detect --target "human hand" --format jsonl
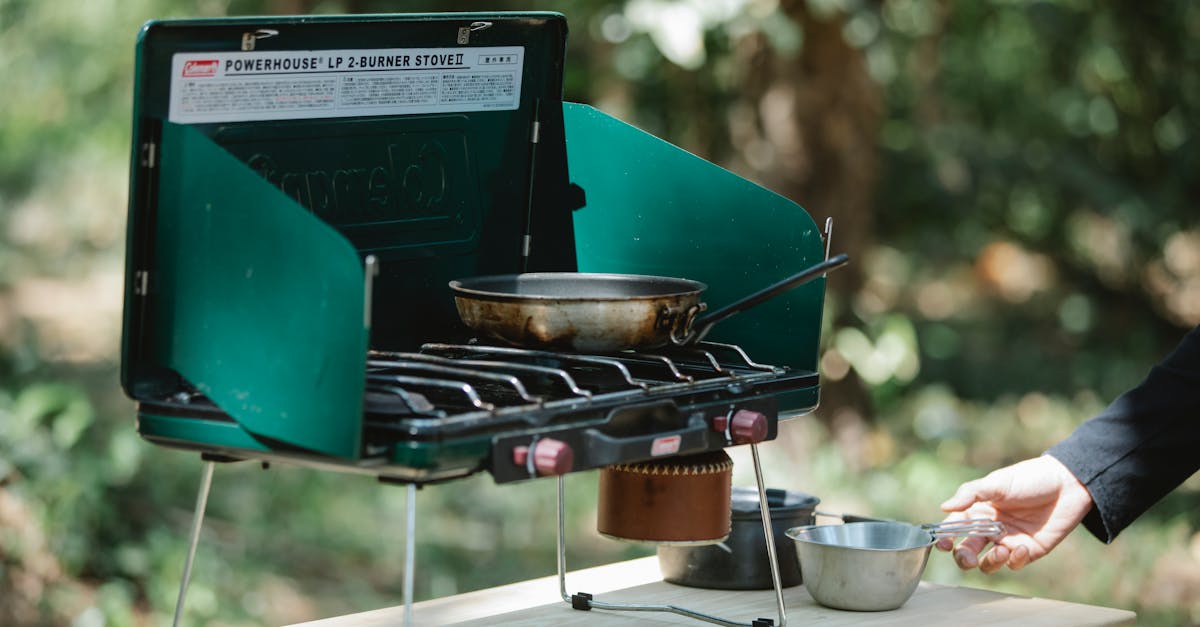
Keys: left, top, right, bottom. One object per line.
{"left": 936, "top": 455, "right": 1093, "bottom": 573}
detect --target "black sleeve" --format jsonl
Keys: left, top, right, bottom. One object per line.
{"left": 1046, "top": 324, "right": 1200, "bottom": 543}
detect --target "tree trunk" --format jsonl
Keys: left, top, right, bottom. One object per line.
{"left": 728, "top": 2, "right": 883, "bottom": 454}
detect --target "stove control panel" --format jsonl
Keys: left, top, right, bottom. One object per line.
{"left": 489, "top": 397, "right": 780, "bottom": 483}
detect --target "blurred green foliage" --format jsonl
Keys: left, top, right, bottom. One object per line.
{"left": 1, "top": 0, "right": 1197, "bottom": 625}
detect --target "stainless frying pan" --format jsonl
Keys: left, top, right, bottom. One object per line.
{"left": 449, "top": 253, "right": 849, "bottom": 352}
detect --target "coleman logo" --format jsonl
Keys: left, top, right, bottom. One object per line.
{"left": 650, "top": 435, "right": 682, "bottom": 457}
{"left": 182, "top": 60, "right": 219, "bottom": 77}
{"left": 244, "top": 140, "right": 450, "bottom": 223}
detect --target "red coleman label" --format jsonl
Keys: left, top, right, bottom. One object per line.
{"left": 650, "top": 435, "right": 682, "bottom": 457}
{"left": 182, "top": 60, "right": 219, "bottom": 78}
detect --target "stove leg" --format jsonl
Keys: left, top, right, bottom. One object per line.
{"left": 750, "top": 442, "right": 788, "bottom": 626}
{"left": 173, "top": 460, "right": 215, "bottom": 627}
{"left": 556, "top": 475, "right": 569, "bottom": 602}
{"left": 403, "top": 483, "right": 417, "bottom": 627}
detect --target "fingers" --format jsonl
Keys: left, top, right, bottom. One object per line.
{"left": 942, "top": 462, "right": 1033, "bottom": 512}
{"left": 948, "top": 537, "right": 1036, "bottom": 573}
{"left": 978, "top": 544, "right": 1010, "bottom": 574}
{"left": 950, "top": 533, "right": 992, "bottom": 569}
{"left": 939, "top": 480, "right": 983, "bottom": 512}
{"left": 941, "top": 475, "right": 1008, "bottom": 512}
{"left": 1007, "top": 544, "right": 1032, "bottom": 570}
{"left": 952, "top": 540, "right": 1010, "bottom": 572}
{"left": 953, "top": 545, "right": 979, "bottom": 569}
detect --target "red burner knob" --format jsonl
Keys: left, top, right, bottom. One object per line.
{"left": 534, "top": 438, "right": 574, "bottom": 475}
{"left": 512, "top": 438, "right": 574, "bottom": 476}
{"left": 730, "top": 409, "right": 769, "bottom": 444}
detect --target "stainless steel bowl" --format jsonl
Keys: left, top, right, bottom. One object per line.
{"left": 787, "top": 522, "right": 934, "bottom": 611}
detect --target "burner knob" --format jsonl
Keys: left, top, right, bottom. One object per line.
{"left": 730, "top": 409, "right": 769, "bottom": 444}
{"left": 512, "top": 438, "right": 574, "bottom": 476}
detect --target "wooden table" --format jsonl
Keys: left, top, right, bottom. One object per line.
{"left": 293, "top": 556, "right": 1136, "bottom": 626}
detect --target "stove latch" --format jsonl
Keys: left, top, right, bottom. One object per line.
{"left": 240, "top": 28, "right": 278, "bottom": 51}
{"left": 456, "top": 21, "right": 492, "bottom": 45}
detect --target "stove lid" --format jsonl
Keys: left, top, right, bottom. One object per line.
{"left": 121, "top": 13, "right": 573, "bottom": 458}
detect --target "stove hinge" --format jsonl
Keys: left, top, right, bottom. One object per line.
{"left": 134, "top": 270, "right": 150, "bottom": 296}
{"left": 521, "top": 101, "right": 542, "bottom": 269}
{"left": 140, "top": 140, "right": 156, "bottom": 169}
{"left": 134, "top": 139, "right": 156, "bottom": 298}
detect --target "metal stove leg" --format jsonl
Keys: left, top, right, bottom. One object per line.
{"left": 751, "top": 442, "right": 788, "bottom": 626}
{"left": 556, "top": 469, "right": 787, "bottom": 627}
{"left": 173, "top": 460, "right": 215, "bottom": 627}
{"left": 557, "top": 475, "right": 569, "bottom": 602}
{"left": 404, "top": 483, "right": 417, "bottom": 627}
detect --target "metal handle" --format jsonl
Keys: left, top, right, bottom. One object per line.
{"left": 679, "top": 253, "right": 850, "bottom": 345}
{"left": 813, "top": 510, "right": 889, "bottom": 524}
{"left": 921, "top": 518, "right": 1005, "bottom": 538}
{"left": 660, "top": 303, "right": 705, "bottom": 344}
{"left": 814, "top": 513, "right": 1006, "bottom": 538}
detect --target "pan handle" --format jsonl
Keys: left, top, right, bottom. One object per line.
{"left": 676, "top": 253, "right": 851, "bottom": 345}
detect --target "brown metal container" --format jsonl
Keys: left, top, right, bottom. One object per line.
{"left": 596, "top": 451, "right": 733, "bottom": 545}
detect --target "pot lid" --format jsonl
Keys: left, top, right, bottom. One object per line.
{"left": 730, "top": 486, "right": 820, "bottom": 519}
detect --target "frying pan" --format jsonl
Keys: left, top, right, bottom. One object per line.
{"left": 449, "top": 253, "right": 849, "bottom": 352}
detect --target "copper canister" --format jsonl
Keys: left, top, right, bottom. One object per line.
{"left": 597, "top": 450, "right": 733, "bottom": 545}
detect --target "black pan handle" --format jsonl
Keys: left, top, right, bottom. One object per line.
{"left": 682, "top": 253, "right": 850, "bottom": 345}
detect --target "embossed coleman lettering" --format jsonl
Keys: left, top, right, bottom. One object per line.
{"left": 244, "top": 141, "right": 448, "bottom": 222}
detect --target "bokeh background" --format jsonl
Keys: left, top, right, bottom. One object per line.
{"left": 2, "top": 0, "right": 1198, "bottom": 624}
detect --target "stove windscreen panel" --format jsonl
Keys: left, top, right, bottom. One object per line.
{"left": 148, "top": 121, "right": 368, "bottom": 459}
{"left": 564, "top": 103, "right": 828, "bottom": 380}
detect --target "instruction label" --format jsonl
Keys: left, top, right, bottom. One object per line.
{"left": 168, "top": 46, "right": 524, "bottom": 123}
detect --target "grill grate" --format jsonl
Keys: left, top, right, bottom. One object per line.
{"left": 138, "top": 339, "right": 817, "bottom": 483}
{"left": 364, "top": 341, "right": 784, "bottom": 419}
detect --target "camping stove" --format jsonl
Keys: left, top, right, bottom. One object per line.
{"left": 122, "top": 12, "right": 835, "bottom": 627}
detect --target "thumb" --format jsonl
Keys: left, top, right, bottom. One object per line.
{"left": 940, "top": 476, "right": 1006, "bottom": 512}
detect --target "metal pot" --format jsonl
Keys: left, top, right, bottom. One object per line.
{"left": 657, "top": 487, "right": 819, "bottom": 590}
{"left": 449, "top": 254, "right": 849, "bottom": 352}
{"left": 786, "top": 519, "right": 1004, "bottom": 611}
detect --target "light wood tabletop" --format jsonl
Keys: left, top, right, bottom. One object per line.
{"left": 291, "top": 556, "right": 1137, "bottom": 626}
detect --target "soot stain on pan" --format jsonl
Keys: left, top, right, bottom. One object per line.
{"left": 521, "top": 315, "right": 577, "bottom": 349}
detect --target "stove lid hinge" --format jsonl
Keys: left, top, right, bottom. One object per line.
{"left": 520, "top": 100, "right": 542, "bottom": 271}
{"left": 822, "top": 216, "right": 833, "bottom": 260}
{"left": 140, "top": 141, "right": 156, "bottom": 169}
{"left": 134, "top": 270, "right": 150, "bottom": 296}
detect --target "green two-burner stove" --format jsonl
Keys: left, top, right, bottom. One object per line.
{"left": 121, "top": 12, "right": 838, "bottom": 626}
